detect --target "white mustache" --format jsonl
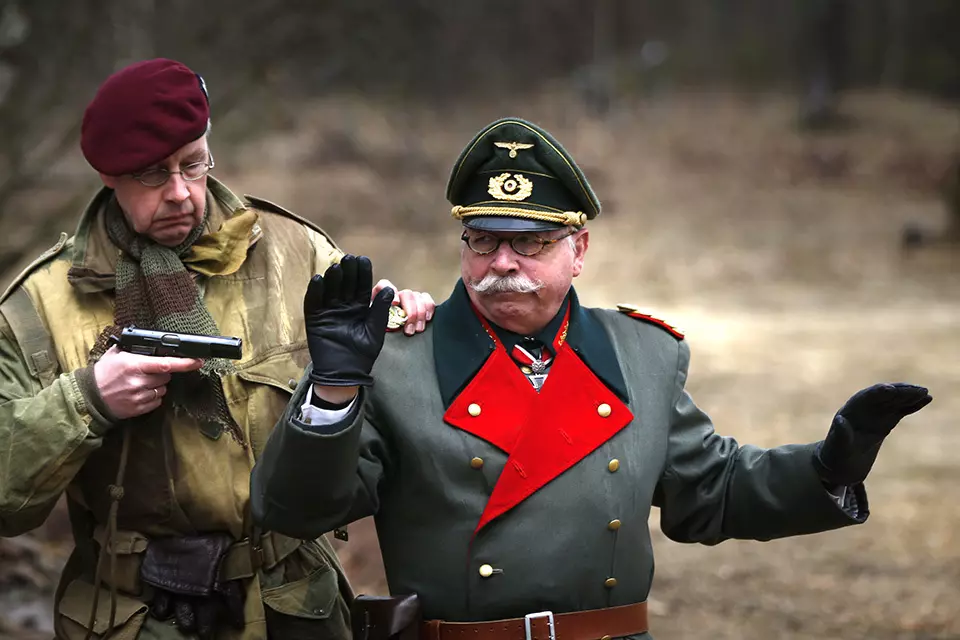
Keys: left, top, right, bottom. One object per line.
{"left": 468, "top": 273, "right": 544, "bottom": 294}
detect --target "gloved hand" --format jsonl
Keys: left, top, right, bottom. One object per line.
{"left": 149, "top": 581, "right": 244, "bottom": 640}
{"left": 305, "top": 255, "right": 394, "bottom": 387}
{"left": 813, "top": 383, "right": 932, "bottom": 486}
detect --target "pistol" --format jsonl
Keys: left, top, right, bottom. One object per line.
{"left": 108, "top": 326, "right": 243, "bottom": 360}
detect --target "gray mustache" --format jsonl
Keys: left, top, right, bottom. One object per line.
{"left": 468, "top": 273, "right": 544, "bottom": 294}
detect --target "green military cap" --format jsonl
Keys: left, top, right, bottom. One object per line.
{"left": 446, "top": 117, "right": 601, "bottom": 232}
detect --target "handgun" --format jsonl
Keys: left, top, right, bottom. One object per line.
{"left": 108, "top": 326, "right": 243, "bottom": 360}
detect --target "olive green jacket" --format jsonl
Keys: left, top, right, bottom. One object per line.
{"left": 0, "top": 178, "right": 351, "bottom": 640}
{"left": 252, "top": 281, "right": 865, "bottom": 639}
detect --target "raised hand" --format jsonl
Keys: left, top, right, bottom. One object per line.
{"left": 304, "top": 255, "right": 394, "bottom": 388}
{"left": 814, "top": 383, "right": 932, "bottom": 486}
{"left": 93, "top": 346, "right": 204, "bottom": 419}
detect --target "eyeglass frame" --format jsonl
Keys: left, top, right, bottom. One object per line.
{"left": 128, "top": 152, "right": 216, "bottom": 187}
{"left": 460, "top": 228, "right": 578, "bottom": 257}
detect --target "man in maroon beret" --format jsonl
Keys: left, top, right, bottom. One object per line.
{"left": 0, "top": 58, "right": 434, "bottom": 640}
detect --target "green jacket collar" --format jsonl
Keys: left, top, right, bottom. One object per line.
{"left": 432, "top": 280, "right": 628, "bottom": 407}
{"left": 66, "top": 176, "right": 256, "bottom": 293}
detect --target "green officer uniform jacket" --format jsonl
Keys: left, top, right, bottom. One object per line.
{"left": 251, "top": 280, "right": 865, "bottom": 638}
{"left": 0, "top": 178, "right": 352, "bottom": 640}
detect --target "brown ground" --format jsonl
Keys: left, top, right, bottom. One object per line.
{"left": 2, "top": 90, "right": 959, "bottom": 639}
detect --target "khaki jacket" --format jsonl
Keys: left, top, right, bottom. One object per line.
{"left": 0, "top": 178, "right": 350, "bottom": 639}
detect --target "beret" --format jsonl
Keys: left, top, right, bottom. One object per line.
{"left": 81, "top": 58, "right": 210, "bottom": 176}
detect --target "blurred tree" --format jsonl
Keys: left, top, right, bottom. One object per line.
{"left": 797, "top": 0, "right": 851, "bottom": 130}
{"left": 0, "top": 0, "right": 113, "bottom": 277}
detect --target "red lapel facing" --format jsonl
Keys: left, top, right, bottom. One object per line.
{"left": 471, "top": 344, "right": 634, "bottom": 533}
{"left": 443, "top": 347, "right": 536, "bottom": 453}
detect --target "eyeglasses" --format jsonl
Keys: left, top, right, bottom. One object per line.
{"left": 130, "top": 153, "right": 215, "bottom": 187}
{"left": 461, "top": 230, "right": 576, "bottom": 257}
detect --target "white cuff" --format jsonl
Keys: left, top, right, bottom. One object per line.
{"left": 299, "top": 385, "right": 358, "bottom": 426}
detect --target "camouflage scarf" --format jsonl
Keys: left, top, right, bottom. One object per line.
{"left": 90, "top": 195, "right": 245, "bottom": 446}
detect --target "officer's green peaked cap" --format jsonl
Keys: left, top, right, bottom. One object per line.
{"left": 446, "top": 117, "right": 601, "bottom": 232}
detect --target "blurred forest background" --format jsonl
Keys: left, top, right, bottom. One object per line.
{"left": 1, "top": 1, "right": 959, "bottom": 638}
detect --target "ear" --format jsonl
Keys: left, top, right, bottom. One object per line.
{"left": 571, "top": 229, "right": 589, "bottom": 277}
{"left": 99, "top": 173, "right": 118, "bottom": 189}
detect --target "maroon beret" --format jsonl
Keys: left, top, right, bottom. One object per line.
{"left": 81, "top": 58, "right": 210, "bottom": 176}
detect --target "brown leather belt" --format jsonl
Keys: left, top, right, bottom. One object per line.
{"left": 421, "top": 602, "right": 649, "bottom": 640}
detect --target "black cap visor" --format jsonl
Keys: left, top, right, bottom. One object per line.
{"left": 462, "top": 216, "right": 566, "bottom": 233}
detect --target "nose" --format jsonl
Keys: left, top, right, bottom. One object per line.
{"left": 163, "top": 173, "right": 190, "bottom": 203}
{"left": 488, "top": 241, "right": 520, "bottom": 274}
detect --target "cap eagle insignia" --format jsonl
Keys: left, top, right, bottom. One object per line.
{"left": 494, "top": 141, "right": 534, "bottom": 158}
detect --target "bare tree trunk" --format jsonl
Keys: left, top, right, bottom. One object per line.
{"left": 881, "top": 0, "right": 907, "bottom": 89}
{"left": 583, "top": 0, "right": 615, "bottom": 116}
{"left": 111, "top": 0, "right": 154, "bottom": 67}
{"left": 798, "top": 0, "right": 851, "bottom": 130}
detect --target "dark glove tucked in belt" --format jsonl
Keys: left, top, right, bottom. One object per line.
{"left": 814, "top": 382, "right": 932, "bottom": 487}
{"left": 140, "top": 533, "right": 245, "bottom": 640}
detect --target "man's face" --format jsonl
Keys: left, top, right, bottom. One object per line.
{"left": 100, "top": 136, "right": 210, "bottom": 247}
{"left": 461, "top": 226, "right": 589, "bottom": 331}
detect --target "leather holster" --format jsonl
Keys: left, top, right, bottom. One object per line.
{"left": 352, "top": 594, "right": 422, "bottom": 640}
{"left": 140, "top": 533, "right": 233, "bottom": 597}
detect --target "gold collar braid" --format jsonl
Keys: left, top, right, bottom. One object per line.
{"left": 451, "top": 205, "right": 586, "bottom": 228}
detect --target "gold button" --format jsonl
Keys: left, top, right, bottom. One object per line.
{"left": 608, "top": 459, "right": 620, "bottom": 473}
{"left": 479, "top": 564, "right": 493, "bottom": 578}
{"left": 607, "top": 519, "right": 621, "bottom": 531}
{"left": 520, "top": 365, "right": 533, "bottom": 375}
{"left": 604, "top": 577, "right": 618, "bottom": 588}
{"left": 468, "top": 403, "right": 482, "bottom": 417}
{"left": 288, "top": 378, "right": 298, "bottom": 389}
{"left": 597, "top": 403, "right": 612, "bottom": 418}
{"left": 470, "top": 457, "right": 484, "bottom": 470}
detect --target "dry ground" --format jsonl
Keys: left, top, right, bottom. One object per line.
{"left": 2, "top": 90, "right": 958, "bottom": 639}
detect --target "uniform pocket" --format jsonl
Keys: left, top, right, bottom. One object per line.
{"left": 92, "top": 527, "right": 149, "bottom": 596}
{"left": 229, "top": 343, "right": 311, "bottom": 454}
{"left": 262, "top": 560, "right": 338, "bottom": 620}
{"left": 260, "top": 538, "right": 352, "bottom": 640}
{"left": 56, "top": 579, "right": 147, "bottom": 640}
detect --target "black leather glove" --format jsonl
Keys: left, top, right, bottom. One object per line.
{"left": 813, "top": 383, "right": 932, "bottom": 486}
{"left": 305, "top": 255, "right": 394, "bottom": 387}
{"left": 149, "top": 582, "right": 244, "bottom": 640}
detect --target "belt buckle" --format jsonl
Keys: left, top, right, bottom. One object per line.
{"left": 524, "top": 611, "right": 555, "bottom": 640}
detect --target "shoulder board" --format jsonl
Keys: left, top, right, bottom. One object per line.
{"left": 243, "top": 194, "right": 342, "bottom": 253}
{"left": 616, "top": 303, "right": 685, "bottom": 340}
{"left": 0, "top": 232, "right": 71, "bottom": 305}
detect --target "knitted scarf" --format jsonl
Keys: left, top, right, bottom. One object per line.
{"left": 90, "top": 196, "right": 246, "bottom": 447}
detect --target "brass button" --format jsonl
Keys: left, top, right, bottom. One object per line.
{"left": 470, "top": 457, "right": 484, "bottom": 470}
{"left": 479, "top": 564, "right": 494, "bottom": 578}
{"left": 608, "top": 459, "right": 620, "bottom": 473}
{"left": 288, "top": 378, "right": 298, "bottom": 389}
{"left": 597, "top": 403, "right": 612, "bottom": 418}
{"left": 468, "top": 403, "right": 482, "bottom": 417}
{"left": 604, "top": 577, "right": 618, "bottom": 588}
{"left": 607, "top": 519, "right": 621, "bottom": 531}
{"left": 520, "top": 365, "right": 533, "bottom": 375}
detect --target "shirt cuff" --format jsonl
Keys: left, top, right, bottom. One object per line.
{"left": 299, "top": 385, "right": 358, "bottom": 431}
{"left": 824, "top": 483, "right": 860, "bottom": 519}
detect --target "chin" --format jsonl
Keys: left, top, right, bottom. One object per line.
{"left": 153, "top": 230, "right": 191, "bottom": 247}
{"left": 486, "top": 298, "right": 533, "bottom": 320}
